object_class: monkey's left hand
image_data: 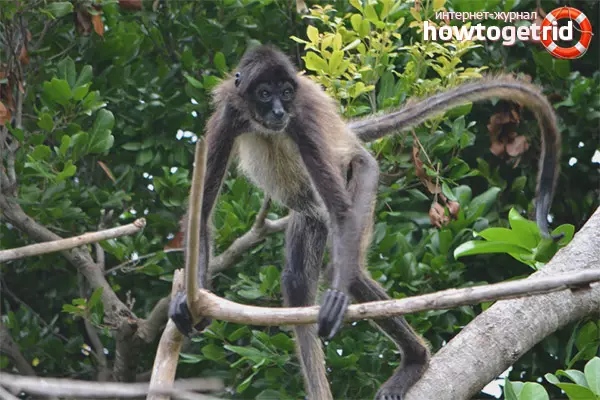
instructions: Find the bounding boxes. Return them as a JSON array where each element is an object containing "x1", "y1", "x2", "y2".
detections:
[
  {"x1": 317, "y1": 289, "x2": 350, "y2": 339},
  {"x1": 168, "y1": 292, "x2": 212, "y2": 336}
]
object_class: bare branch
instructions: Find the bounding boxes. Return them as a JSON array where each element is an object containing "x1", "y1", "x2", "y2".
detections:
[
  {"x1": 0, "y1": 386, "x2": 20, "y2": 400},
  {"x1": 148, "y1": 270, "x2": 186, "y2": 400},
  {"x1": 186, "y1": 139, "x2": 207, "y2": 300},
  {"x1": 0, "y1": 218, "x2": 147, "y2": 263},
  {"x1": 186, "y1": 269, "x2": 600, "y2": 326},
  {"x1": 136, "y1": 296, "x2": 171, "y2": 343},
  {"x1": 210, "y1": 214, "x2": 289, "y2": 274},
  {"x1": 0, "y1": 373, "x2": 223, "y2": 400},
  {"x1": 404, "y1": 206, "x2": 600, "y2": 400}
]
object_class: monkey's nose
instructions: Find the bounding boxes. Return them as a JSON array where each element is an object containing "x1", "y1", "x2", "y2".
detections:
[{"x1": 273, "y1": 108, "x2": 285, "y2": 119}]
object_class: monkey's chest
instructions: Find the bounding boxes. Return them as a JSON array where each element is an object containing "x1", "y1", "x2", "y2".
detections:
[{"x1": 236, "y1": 134, "x2": 322, "y2": 214}]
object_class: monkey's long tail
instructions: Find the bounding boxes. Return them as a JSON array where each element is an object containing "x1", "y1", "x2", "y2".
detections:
[{"x1": 349, "y1": 76, "x2": 561, "y2": 239}]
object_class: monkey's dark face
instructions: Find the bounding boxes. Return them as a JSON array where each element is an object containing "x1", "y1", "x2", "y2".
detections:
[{"x1": 250, "y1": 80, "x2": 295, "y2": 132}]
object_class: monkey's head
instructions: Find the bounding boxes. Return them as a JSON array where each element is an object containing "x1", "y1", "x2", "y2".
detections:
[{"x1": 235, "y1": 45, "x2": 298, "y2": 132}]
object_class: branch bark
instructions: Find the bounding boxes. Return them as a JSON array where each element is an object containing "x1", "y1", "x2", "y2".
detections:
[
  {"x1": 148, "y1": 269, "x2": 186, "y2": 400},
  {"x1": 183, "y1": 269, "x2": 600, "y2": 326},
  {"x1": 0, "y1": 373, "x2": 223, "y2": 400},
  {"x1": 0, "y1": 218, "x2": 146, "y2": 263},
  {"x1": 404, "y1": 206, "x2": 600, "y2": 400}
]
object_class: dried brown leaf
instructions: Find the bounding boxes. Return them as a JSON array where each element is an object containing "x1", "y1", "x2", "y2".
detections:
[
  {"x1": 119, "y1": 0, "x2": 143, "y2": 10},
  {"x1": 0, "y1": 101, "x2": 10, "y2": 126},
  {"x1": 92, "y1": 14, "x2": 104, "y2": 37}
]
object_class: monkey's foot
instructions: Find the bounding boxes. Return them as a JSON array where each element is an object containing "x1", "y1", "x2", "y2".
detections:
[
  {"x1": 374, "y1": 389, "x2": 403, "y2": 400},
  {"x1": 168, "y1": 292, "x2": 212, "y2": 336},
  {"x1": 317, "y1": 289, "x2": 350, "y2": 339}
]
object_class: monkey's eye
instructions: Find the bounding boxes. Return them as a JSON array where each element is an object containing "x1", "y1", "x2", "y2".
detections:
[
  {"x1": 281, "y1": 88, "x2": 294, "y2": 101},
  {"x1": 258, "y1": 89, "x2": 271, "y2": 102}
]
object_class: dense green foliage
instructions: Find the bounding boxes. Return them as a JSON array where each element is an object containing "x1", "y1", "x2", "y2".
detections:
[{"x1": 1, "y1": 0, "x2": 598, "y2": 399}]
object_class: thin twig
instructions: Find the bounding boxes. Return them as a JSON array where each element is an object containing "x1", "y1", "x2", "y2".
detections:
[
  {"x1": 0, "y1": 218, "x2": 147, "y2": 263},
  {"x1": 0, "y1": 373, "x2": 223, "y2": 400},
  {"x1": 188, "y1": 269, "x2": 600, "y2": 326}
]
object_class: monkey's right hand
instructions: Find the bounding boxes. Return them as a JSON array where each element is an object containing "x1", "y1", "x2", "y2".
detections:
[{"x1": 168, "y1": 292, "x2": 212, "y2": 336}]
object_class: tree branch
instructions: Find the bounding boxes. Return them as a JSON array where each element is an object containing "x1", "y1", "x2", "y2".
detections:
[
  {"x1": 0, "y1": 322, "x2": 36, "y2": 376},
  {"x1": 0, "y1": 218, "x2": 147, "y2": 263},
  {"x1": 148, "y1": 269, "x2": 186, "y2": 400},
  {"x1": 184, "y1": 269, "x2": 600, "y2": 326},
  {"x1": 0, "y1": 373, "x2": 223, "y2": 400},
  {"x1": 404, "y1": 206, "x2": 600, "y2": 400}
]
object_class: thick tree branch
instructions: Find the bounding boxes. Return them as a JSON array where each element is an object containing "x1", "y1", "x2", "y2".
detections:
[
  {"x1": 0, "y1": 373, "x2": 223, "y2": 400},
  {"x1": 0, "y1": 218, "x2": 146, "y2": 263},
  {"x1": 184, "y1": 269, "x2": 600, "y2": 326},
  {"x1": 0, "y1": 322, "x2": 36, "y2": 376},
  {"x1": 404, "y1": 206, "x2": 600, "y2": 400}
]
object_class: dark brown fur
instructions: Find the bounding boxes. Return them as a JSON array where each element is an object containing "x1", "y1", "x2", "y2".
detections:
[
  {"x1": 170, "y1": 45, "x2": 561, "y2": 400},
  {"x1": 349, "y1": 75, "x2": 561, "y2": 237}
]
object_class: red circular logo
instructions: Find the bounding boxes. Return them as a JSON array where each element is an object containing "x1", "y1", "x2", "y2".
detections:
[{"x1": 541, "y1": 7, "x2": 593, "y2": 59}]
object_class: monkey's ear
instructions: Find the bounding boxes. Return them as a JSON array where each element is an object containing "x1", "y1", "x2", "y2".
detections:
[{"x1": 234, "y1": 72, "x2": 241, "y2": 87}]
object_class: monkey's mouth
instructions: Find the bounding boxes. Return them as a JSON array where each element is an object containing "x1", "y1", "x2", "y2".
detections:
[{"x1": 264, "y1": 118, "x2": 289, "y2": 132}]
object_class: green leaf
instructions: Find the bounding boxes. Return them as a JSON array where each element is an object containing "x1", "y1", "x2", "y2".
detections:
[
  {"x1": 57, "y1": 57, "x2": 77, "y2": 88},
  {"x1": 201, "y1": 344, "x2": 226, "y2": 361},
  {"x1": 71, "y1": 132, "x2": 89, "y2": 160},
  {"x1": 44, "y1": 2, "x2": 73, "y2": 18},
  {"x1": 88, "y1": 109, "x2": 115, "y2": 153},
  {"x1": 88, "y1": 287, "x2": 103, "y2": 309},
  {"x1": 213, "y1": 52, "x2": 227, "y2": 72},
  {"x1": 43, "y1": 78, "x2": 72, "y2": 106},
  {"x1": 552, "y1": 224, "x2": 575, "y2": 246},
  {"x1": 227, "y1": 326, "x2": 250, "y2": 342},
  {"x1": 576, "y1": 323, "x2": 599, "y2": 359},
  {"x1": 553, "y1": 383, "x2": 597, "y2": 400},
  {"x1": 454, "y1": 240, "x2": 531, "y2": 259},
  {"x1": 307, "y1": 25, "x2": 319, "y2": 44},
  {"x1": 329, "y1": 50, "x2": 344, "y2": 75},
  {"x1": 475, "y1": 228, "x2": 532, "y2": 249},
  {"x1": 544, "y1": 373, "x2": 560, "y2": 385},
  {"x1": 350, "y1": 14, "x2": 363, "y2": 32},
  {"x1": 256, "y1": 389, "x2": 282, "y2": 400},
  {"x1": 59, "y1": 135, "x2": 71, "y2": 157},
  {"x1": 236, "y1": 371, "x2": 258, "y2": 393},
  {"x1": 136, "y1": 149, "x2": 153, "y2": 166},
  {"x1": 225, "y1": 345, "x2": 268, "y2": 364},
  {"x1": 466, "y1": 187, "x2": 501, "y2": 220},
  {"x1": 518, "y1": 382, "x2": 549, "y2": 400},
  {"x1": 508, "y1": 208, "x2": 540, "y2": 248},
  {"x1": 556, "y1": 369, "x2": 589, "y2": 387},
  {"x1": 349, "y1": 0, "x2": 362, "y2": 11},
  {"x1": 533, "y1": 238, "x2": 558, "y2": 263},
  {"x1": 37, "y1": 113, "x2": 54, "y2": 131},
  {"x1": 363, "y1": 4, "x2": 379, "y2": 23},
  {"x1": 32, "y1": 145, "x2": 51, "y2": 161},
  {"x1": 304, "y1": 52, "x2": 328, "y2": 73},
  {"x1": 584, "y1": 357, "x2": 600, "y2": 394},
  {"x1": 75, "y1": 65, "x2": 93, "y2": 88},
  {"x1": 73, "y1": 83, "x2": 91, "y2": 101},
  {"x1": 184, "y1": 74, "x2": 203, "y2": 89},
  {"x1": 270, "y1": 333, "x2": 294, "y2": 352},
  {"x1": 56, "y1": 161, "x2": 76, "y2": 182}
]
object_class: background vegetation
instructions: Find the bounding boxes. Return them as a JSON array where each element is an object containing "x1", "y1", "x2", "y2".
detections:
[{"x1": 1, "y1": 0, "x2": 598, "y2": 399}]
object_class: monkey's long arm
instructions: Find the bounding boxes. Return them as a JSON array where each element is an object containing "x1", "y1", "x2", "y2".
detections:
[
  {"x1": 349, "y1": 76, "x2": 561, "y2": 238},
  {"x1": 168, "y1": 104, "x2": 240, "y2": 336},
  {"x1": 289, "y1": 118, "x2": 360, "y2": 339}
]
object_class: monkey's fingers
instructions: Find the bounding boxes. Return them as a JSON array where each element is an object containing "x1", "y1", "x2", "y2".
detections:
[
  {"x1": 168, "y1": 292, "x2": 194, "y2": 336},
  {"x1": 317, "y1": 289, "x2": 350, "y2": 339}
]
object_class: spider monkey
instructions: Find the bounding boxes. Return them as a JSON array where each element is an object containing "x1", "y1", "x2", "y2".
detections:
[{"x1": 169, "y1": 45, "x2": 561, "y2": 400}]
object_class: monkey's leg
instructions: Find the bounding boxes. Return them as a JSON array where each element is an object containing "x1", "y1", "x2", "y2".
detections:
[
  {"x1": 350, "y1": 275, "x2": 430, "y2": 400},
  {"x1": 317, "y1": 147, "x2": 378, "y2": 339},
  {"x1": 336, "y1": 148, "x2": 429, "y2": 399},
  {"x1": 282, "y1": 211, "x2": 332, "y2": 400}
]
